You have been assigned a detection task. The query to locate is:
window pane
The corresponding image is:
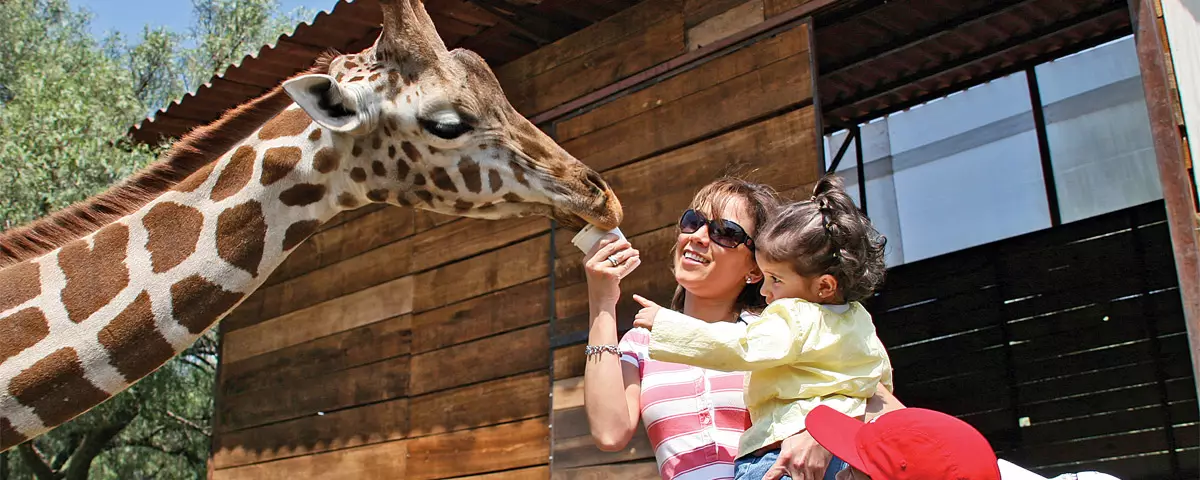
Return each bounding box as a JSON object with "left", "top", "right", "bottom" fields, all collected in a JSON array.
[{"left": 1035, "top": 36, "right": 1162, "bottom": 223}]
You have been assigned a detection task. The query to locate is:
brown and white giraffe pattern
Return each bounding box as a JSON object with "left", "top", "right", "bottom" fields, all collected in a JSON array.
[{"left": 0, "top": 53, "right": 564, "bottom": 447}]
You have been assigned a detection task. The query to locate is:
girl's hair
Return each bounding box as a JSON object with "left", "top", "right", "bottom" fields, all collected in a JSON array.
[
  {"left": 669, "top": 177, "right": 781, "bottom": 313},
  {"left": 757, "top": 175, "right": 887, "bottom": 302}
]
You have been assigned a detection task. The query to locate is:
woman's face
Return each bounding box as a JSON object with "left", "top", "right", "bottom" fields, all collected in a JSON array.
[{"left": 673, "top": 196, "right": 760, "bottom": 302}]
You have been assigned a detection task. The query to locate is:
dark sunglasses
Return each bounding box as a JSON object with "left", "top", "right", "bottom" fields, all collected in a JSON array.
[{"left": 678, "top": 209, "right": 755, "bottom": 251}]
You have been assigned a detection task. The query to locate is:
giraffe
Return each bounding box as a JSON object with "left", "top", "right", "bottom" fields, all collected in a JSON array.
[{"left": 0, "top": 0, "right": 622, "bottom": 451}]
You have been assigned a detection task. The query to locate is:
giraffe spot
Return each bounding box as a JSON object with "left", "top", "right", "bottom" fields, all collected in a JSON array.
[
  {"left": 261, "top": 146, "right": 303, "bottom": 186},
  {"left": 338, "top": 192, "right": 360, "bottom": 209},
  {"left": 352, "top": 144, "right": 364, "bottom": 157},
  {"left": 459, "top": 156, "right": 482, "bottom": 193},
  {"left": 372, "top": 161, "right": 387, "bottom": 177},
  {"left": 372, "top": 137, "right": 382, "bottom": 150},
  {"left": 388, "top": 145, "right": 397, "bottom": 159},
  {"left": 217, "top": 201, "right": 267, "bottom": 277},
  {"left": 413, "top": 173, "right": 427, "bottom": 186},
  {"left": 488, "top": 170, "right": 504, "bottom": 193},
  {"left": 427, "top": 146, "right": 441, "bottom": 156},
  {"left": 0, "top": 417, "right": 26, "bottom": 451},
  {"left": 258, "top": 108, "right": 313, "bottom": 141},
  {"left": 350, "top": 168, "right": 368, "bottom": 183},
  {"left": 211, "top": 146, "right": 256, "bottom": 202},
  {"left": 430, "top": 167, "right": 457, "bottom": 193},
  {"left": 280, "top": 184, "right": 328, "bottom": 206},
  {"left": 171, "top": 275, "right": 243, "bottom": 334},
  {"left": 382, "top": 124, "right": 392, "bottom": 138},
  {"left": 405, "top": 95, "right": 412, "bottom": 104},
  {"left": 454, "top": 200, "right": 474, "bottom": 213},
  {"left": 396, "top": 159, "right": 411, "bottom": 181},
  {"left": 59, "top": 224, "right": 130, "bottom": 324},
  {"left": 9, "top": 347, "right": 110, "bottom": 428},
  {"left": 335, "top": 73, "right": 345, "bottom": 82},
  {"left": 313, "top": 147, "right": 341, "bottom": 174},
  {"left": 174, "top": 162, "right": 215, "bottom": 193},
  {"left": 0, "top": 260, "right": 41, "bottom": 313},
  {"left": 283, "top": 220, "right": 321, "bottom": 251},
  {"left": 388, "top": 71, "right": 400, "bottom": 86},
  {"left": 414, "top": 190, "right": 434, "bottom": 205},
  {"left": 435, "top": 194, "right": 445, "bottom": 203},
  {"left": 143, "top": 202, "right": 204, "bottom": 273},
  {"left": 0, "top": 308, "right": 49, "bottom": 364},
  {"left": 395, "top": 194, "right": 413, "bottom": 208},
  {"left": 369, "top": 73, "right": 381, "bottom": 82},
  {"left": 344, "top": 61, "right": 359, "bottom": 69},
  {"left": 478, "top": 203, "right": 497, "bottom": 212},
  {"left": 401, "top": 141, "right": 422, "bottom": 162},
  {"left": 348, "top": 76, "right": 364, "bottom": 83},
  {"left": 308, "top": 129, "right": 322, "bottom": 141},
  {"left": 504, "top": 193, "right": 524, "bottom": 203},
  {"left": 515, "top": 122, "right": 556, "bottom": 161},
  {"left": 98, "top": 292, "right": 175, "bottom": 382},
  {"left": 376, "top": 84, "right": 388, "bottom": 93},
  {"left": 509, "top": 159, "right": 530, "bottom": 187},
  {"left": 367, "top": 189, "right": 390, "bottom": 202},
  {"left": 389, "top": 118, "right": 400, "bottom": 133},
  {"left": 478, "top": 144, "right": 487, "bottom": 150}
]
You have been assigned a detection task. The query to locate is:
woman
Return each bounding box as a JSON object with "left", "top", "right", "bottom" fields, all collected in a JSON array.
[{"left": 581, "top": 178, "right": 901, "bottom": 480}]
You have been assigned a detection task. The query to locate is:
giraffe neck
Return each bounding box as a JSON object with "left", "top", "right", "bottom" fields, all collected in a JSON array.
[{"left": 0, "top": 106, "right": 354, "bottom": 450}]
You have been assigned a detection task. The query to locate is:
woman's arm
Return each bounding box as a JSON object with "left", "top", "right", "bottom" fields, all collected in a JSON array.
[{"left": 581, "top": 236, "right": 643, "bottom": 451}]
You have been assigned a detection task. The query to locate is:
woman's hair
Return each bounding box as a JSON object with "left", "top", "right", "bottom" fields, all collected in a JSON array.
[
  {"left": 757, "top": 175, "right": 887, "bottom": 302},
  {"left": 669, "top": 177, "right": 781, "bottom": 313}
]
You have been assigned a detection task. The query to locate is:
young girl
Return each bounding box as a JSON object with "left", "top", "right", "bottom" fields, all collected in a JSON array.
[{"left": 632, "top": 175, "right": 893, "bottom": 480}]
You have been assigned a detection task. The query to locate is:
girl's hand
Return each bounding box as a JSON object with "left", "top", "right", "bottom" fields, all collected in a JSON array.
[
  {"left": 584, "top": 235, "right": 641, "bottom": 303},
  {"left": 632, "top": 295, "right": 661, "bottom": 330},
  {"left": 765, "top": 430, "right": 835, "bottom": 480}
]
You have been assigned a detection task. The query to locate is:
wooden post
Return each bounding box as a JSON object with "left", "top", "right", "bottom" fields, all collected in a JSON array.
[{"left": 1128, "top": 0, "right": 1200, "bottom": 408}]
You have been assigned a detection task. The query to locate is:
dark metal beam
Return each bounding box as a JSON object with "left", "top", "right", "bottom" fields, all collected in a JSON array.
[
  {"left": 825, "top": 0, "right": 1126, "bottom": 114},
  {"left": 821, "top": 0, "right": 1037, "bottom": 77},
  {"left": 854, "top": 124, "right": 867, "bottom": 216},
  {"left": 1128, "top": 0, "right": 1200, "bottom": 408},
  {"left": 827, "top": 129, "right": 856, "bottom": 174},
  {"left": 1026, "top": 67, "right": 1062, "bottom": 227}
]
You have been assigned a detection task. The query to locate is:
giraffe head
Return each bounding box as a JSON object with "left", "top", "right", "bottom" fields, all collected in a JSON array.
[{"left": 280, "top": 0, "right": 622, "bottom": 230}]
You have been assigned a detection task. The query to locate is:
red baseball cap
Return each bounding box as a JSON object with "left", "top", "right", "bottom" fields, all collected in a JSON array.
[{"left": 807, "top": 405, "right": 1001, "bottom": 480}]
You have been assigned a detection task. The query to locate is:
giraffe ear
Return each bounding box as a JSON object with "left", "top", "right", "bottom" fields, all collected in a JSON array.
[{"left": 283, "top": 74, "right": 376, "bottom": 134}]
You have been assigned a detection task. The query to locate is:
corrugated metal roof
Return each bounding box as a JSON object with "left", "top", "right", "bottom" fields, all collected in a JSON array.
[{"left": 128, "top": 0, "right": 639, "bottom": 144}]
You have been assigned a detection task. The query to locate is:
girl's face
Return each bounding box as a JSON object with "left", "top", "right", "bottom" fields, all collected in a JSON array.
[
  {"left": 758, "top": 257, "right": 839, "bottom": 304},
  {"left": 673, "top": 196, "right": 760, "bottom": 302}
]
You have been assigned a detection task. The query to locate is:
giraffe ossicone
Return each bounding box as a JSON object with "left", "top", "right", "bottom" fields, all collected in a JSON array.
[{"left": 0, "top": 0, "right": 621, "bottom": 451}]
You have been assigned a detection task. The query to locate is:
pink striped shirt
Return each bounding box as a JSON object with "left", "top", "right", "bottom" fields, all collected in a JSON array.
[{"left": 620, "top": 325, "right": 752, "bottom": 480}]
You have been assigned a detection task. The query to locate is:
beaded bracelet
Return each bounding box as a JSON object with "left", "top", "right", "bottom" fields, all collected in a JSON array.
[{"left": 585, "top": 345, "right": 624, "bottom": 355}]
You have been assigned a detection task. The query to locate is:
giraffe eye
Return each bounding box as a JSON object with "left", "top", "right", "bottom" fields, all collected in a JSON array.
[{"left": 419, "top": 110, "right": 473, "bottom": 140}]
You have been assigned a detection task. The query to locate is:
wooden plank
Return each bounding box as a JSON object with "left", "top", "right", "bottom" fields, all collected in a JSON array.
[
  {"left": 412, "top": 278, "right": 549, "bottom": 354},
  {"left": 410, "top": 372, "right": 550, "bottom": 438},
  {"left": 406, "top": 417, "right": 550, "bottom": 480},
  {"left": 1016, "top": 401, "right": 1197, "bottom": 447},
  {"left": 500, "top": 7, "right": 686, "bottom": 116},
  {"left": 763, "top": 0, "right": 822, "bottom": 17},
  {"left": 410, "top": 324, "right": 549, "bottom": 396},
  {"left": 413, "top": 235, "right": 550, "bottom": 313},
  {"left": 465, "top": 466, "right": 552, "bottom": 479},
  {"left": 269, "top": 206, "right": 415, "bottom": 287},
  {"left": 552, "top": 428, "right": 654, "bottom": 470},
  {"left": 1009, "top": 425, "right": 1197, "bottom": 471},
  {"left": 552, "top": 460, "right": 660, "bottom": 480},
  {"left": 212, "top": 398, "right": 410, "bottom": 469},
  {"left": 561, "top": 31, "right": 812, "bottom": 172},
  {"left": 222, "top": 276, "right": 414, "bottom": 363},
  {"left": 243, "top": 236, "right": 415, "bottom": 329},
  {"left": 553, "top": 376, "right": 585, "bottom": 410},
  {"left": 555, "top": 345, "right": 587, "bottom": 380},
  {"left": 497, "top": 0, "right": 683, "bottom": 97},
  {"left": 686, "top": 0, "right": 764, "bottom": 51},
  {"left": 410, "top": 216, "right": 549, "bottom": 273},
  {"left": 220, "top": 315, "right": 412, "bottom": 397},
  {"left": 211, "top": 439, "right": 407, "bottom": 480},
  {"left": 684, "top": 0, "right": 756, "bottom": 28},
  {"left": 554, "top": 106, "right": 820, "bottom": 297},
  {"left": 220, "top": 355, "right": 410, "bottom": 432}
]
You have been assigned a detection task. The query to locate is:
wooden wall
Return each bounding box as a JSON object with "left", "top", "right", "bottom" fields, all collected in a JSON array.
[{"left": 206, "top": 0, "right": 825, "bottom": 478}]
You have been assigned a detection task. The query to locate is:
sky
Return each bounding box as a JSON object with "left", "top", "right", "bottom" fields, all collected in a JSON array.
[{"left": 71, "top": 0, "right": 339, "bottom": 40}]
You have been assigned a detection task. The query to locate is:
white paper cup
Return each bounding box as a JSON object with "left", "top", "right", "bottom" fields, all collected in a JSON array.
[{"left": 571, "top": 225, "right": 625, "bottom": 254}]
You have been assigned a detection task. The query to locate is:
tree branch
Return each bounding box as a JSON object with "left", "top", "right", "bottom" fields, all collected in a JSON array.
[
  {"left": 16, "top": 443, "right": 58, "bottom": 480},
  {"left": 62, "top": 410, "right": 137, "bottom": 480},
  {"left": 165, "top": 410, "right": 211, "bottom": 437}
]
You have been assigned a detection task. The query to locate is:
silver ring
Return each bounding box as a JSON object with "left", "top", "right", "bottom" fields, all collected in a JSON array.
[{"left": 607, "top": 255, "right": 620, "bottom": 267}]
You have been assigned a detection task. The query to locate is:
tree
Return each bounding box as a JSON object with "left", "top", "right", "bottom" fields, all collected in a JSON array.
[{"left": 0, "top": 0, "right": 311, "bottom": 477}]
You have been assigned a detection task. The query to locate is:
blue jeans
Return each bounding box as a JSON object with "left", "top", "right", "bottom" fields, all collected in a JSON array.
[{"left": 734, "top": 448, "right": 849, "bottom": 480}]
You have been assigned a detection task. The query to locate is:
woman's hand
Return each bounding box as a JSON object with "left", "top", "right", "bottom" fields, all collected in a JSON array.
[
  {"left": 764, "top": 430, "right": 835, "bottom": 480},
  {"left": 583, "top": 235, "right": 641, "bottom": 303}
]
